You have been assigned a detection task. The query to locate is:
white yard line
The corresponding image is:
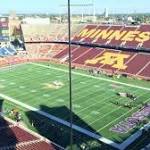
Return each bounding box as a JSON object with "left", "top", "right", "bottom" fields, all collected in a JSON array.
[
  {"left": 5, "top": 76, "right": 117, "bottom": 121},
  {"left": 5, "top": 64, "right": 148, "bottom": 127},
  {"left": 75, "top": 90, "right": 114, "bottom": 115},
  {"left": 3, "top": 75, "right": 107, "bottom": 108},
  {"left": 1, "top": 63, "right": 118, "bottom": 110},
  {"left": 0, "top": 65, "right": 110, "bottom": 111},
  {"left": 31, "top": 62, "right": 150, "bottom": 91},
  {"left": 97, "top": 91, "right": 149, "bottom": 132},
  {"left": 88, "top": 88, "right": 140, "bottom": 126},
  {"left": 2, "top": 68, "right": 118, "bottom": 115}
]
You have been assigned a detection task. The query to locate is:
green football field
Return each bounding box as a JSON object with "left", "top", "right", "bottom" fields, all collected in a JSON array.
[{"left": 0, "top": 62, "right": 150, "bottom": 144}]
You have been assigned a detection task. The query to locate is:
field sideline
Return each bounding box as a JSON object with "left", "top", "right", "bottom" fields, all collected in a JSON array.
[{"left": 0, "top": 62, "right": 149, "bottom": 146}]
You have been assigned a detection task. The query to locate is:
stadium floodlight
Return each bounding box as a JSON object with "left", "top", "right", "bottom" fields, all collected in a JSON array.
[{"left": 60, "top": 0, "right": 95, "bottom": 22}]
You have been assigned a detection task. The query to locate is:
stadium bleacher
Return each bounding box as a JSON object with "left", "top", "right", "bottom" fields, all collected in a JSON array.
[
  {"left": 44, "top": 23, "right": 149, "bottom": 80},
  {"left": 22, "top": 23, "right": 85, "bottom": 42},
  {"left": 0, "top": 116, "right": 58, "bottom": 150},
  {"left": 0, "top": 46, "right": 16, "bottom": 57},
  {"left": 72, "top": 24, "right": 150, "bottom": 51},
  {"left": 0, "top": 23, "right": 148, "bottom": 80},
  {"left": 53, "top": 45, "right": 150, "bottom": 79}
]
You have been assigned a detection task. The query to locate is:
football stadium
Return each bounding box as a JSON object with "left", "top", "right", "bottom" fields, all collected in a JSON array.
[{"left": 0, "top": 0, "right": 150, "bottom": 150}]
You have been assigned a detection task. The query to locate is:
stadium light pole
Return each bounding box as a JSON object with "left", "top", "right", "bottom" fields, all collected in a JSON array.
[{"left": 67, "top": 0, "right": 73, "bottom": 149}]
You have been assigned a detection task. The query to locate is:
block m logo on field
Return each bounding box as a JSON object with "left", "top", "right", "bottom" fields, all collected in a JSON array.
[{"left": 85, "top": 52, "right": 130, "bottom": 70}]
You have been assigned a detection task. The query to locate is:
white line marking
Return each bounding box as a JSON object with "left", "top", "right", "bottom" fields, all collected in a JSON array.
[
  {"left": 88, "top": 88, "right": 140, "bottom": 126},
  {"left": 80, "top": 81, "right": 86, "bottom": 84},
  {"left": 43, "top": 94, "right": 50, "bottom": 97},
  {"left": 136, "top": 61, "right": 150, "bottom": 75},
  {"left": 31, "top": 62, "right": 150, "bottom": 91},
  {"left": 91, "top": 111, "right": 100, "bottom": 115},
  {"left": 31, "top": 90, "right": 37, "bottom": 93},
  {"left": 56, "top": 99, "right": 65, "bottom": 102},
  {"left": 0, "top": 79, "right": 6, "bottom": 82},
  {"left": 97, "top": 91, "right": 149, "bottom": 132},
  {"left": 73, "top": 104, "right": 81, "bottom": 108},
  {"left": 9, "top": 82, "right": 16, "bottom": 85},
  {"left": 19, "top": 86, "right": 25, "bottom": 89},
  {"left": 94, "top": 85, "right": 100, "bottom": 88}
]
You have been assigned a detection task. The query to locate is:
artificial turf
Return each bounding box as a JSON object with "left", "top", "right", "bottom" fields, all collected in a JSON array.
[{"left": 0, "top": 62, "right": 149, "bottom": 143}]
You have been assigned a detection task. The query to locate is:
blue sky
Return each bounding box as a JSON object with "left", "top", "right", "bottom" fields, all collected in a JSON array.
[{"left": 0, "top": 0, "right": 149, "bottom": 14}]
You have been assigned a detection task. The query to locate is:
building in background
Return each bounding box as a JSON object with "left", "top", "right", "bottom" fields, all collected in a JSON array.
[
  {"left": 22, "top": 17, "right": 50, "bottom": 25},
  {"left": 104, "top": 8, "right": 108, "bottom": 18}
]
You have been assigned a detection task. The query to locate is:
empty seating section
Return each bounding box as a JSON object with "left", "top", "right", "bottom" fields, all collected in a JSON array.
[
  {"left": 0, "top": 58, "right": 7, "bottom": 66},
  {"left": 94, "top": 25, "right": 111, "bottom": 45},
  {"left": 0, "top": 116, "right": 11, "bottom": 127},
  {"left": 73, "top": 48, "right": 103, "bottom": 64},
  {"left": 70, "top": 46, "right": 91, "bottom": 61},
  {"left": 118, "top": 26, "right": 137, "bottom": 47},
  {"left": 119, "top": 54, "right": 150, "bottom": 75},
  {"left": 0, "top": 127, "right": 17, "bottom": 147},
  {"left": 0, "top": 118, "right": 56, "bottom": 150},
  {"left": 0, "top": 46, "right": 16, "bottom": 57},
  {"left": 77, "top": 25, "right": 99, "bottom": 43},
  {"left": 10, "top": 23, "right": 150, "bottom": 80},
  {"left": 0, "top": 126, "right": 37, "bottom": 147},
  {"left": 99, "top": 50, "right": 123, "bottom": 71},
  {"left": 22, "top": 23, "right": 150, "bottom": 51},
  {"left": 53, "top": 45, "right": 150, "bottom": 79},
  {"left": 114, "top": 51, "right": 136, "bottom": 72},
  {"left": 11, "top": 126, "right": 37, "bottom": 142},
  {"left": 53, "top": 45, "right": 77, "bottom": 59},
  {"left": 73, "top": 24, "right": 150, "bottom": 50},
  {"left": 16, "top": 141, "right": 55, "bottom": 150},
  {"left": 0, "top": 56, "right": 26, "bottom": 67},
  {"left": 22, "top": 23, "right": 85, "bottom": 58},
  {"left": 50, "top": 44, "right": 68, "bottom": 52},
  {"left": 138, "top": 25, "right": 150, "bottom": 49},
  {"left": 25, "top": 43, "right": 67, "bottom": 59},
  {"left": 22, "top": 24, "right": 61, "bottom": 42},
  {"left": 123, "top": 26, "right": 140, "bottom": 48},
  {"left": 84, "top": 49, "right": 108, "bottom": 68},
  {"left": 139, "top": 63, "right": 150, "bottom": 77},
  {"left": 106, "top": 25, "right": 124, "bottom": 46},
  {"left": 22, "top": 23, "right": 84, "bottom": 42}
]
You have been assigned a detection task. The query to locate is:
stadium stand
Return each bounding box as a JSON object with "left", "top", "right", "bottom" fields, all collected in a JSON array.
[
  {"left": 72, "top": 24, "right": 150, "bottom": 51},
  {"left": 0, "top": 116, "right": 59, "bottom": 150},
  {"left": 0, "top": 46, "right": 16, "bottom": 57},
  {"left": 3, "top": 23, "right": 149, "bottom": 80},
  {"left": 105, "top": 25, "right": 124, "bottom": 46},
  {"left": 21, "top": 23, "right": 85, "bottom": 59},
  {"left": 21, "top": 23, "right": 85, "bottom": 42},
  {"left": 25, "top": 43, "right": 68, "bottom": 59},
  {"left": 52, "top": 45, "right": 150, "bottom": 79},
  {"left": 42, "top": 23, "right": 149, "bottom": 80},
  {"left": 0, "top": 22, "right": 147, "bottom": 81},
  {"left": 139, "top": 24, "right": 150, "bottom": 49}
]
